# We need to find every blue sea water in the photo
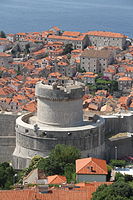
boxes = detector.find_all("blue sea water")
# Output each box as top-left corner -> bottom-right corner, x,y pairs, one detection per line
0,0 -> 133,37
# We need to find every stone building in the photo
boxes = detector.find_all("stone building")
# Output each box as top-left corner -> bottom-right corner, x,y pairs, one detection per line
55,61 -> 77,77
118,76 -> 133,91
12,80 -> 105,169
76,157 -> 107,182
0,112 -> 20,162
47,35 -> 89,50
0,52 -> 13,67
87,31 -> 127,50
23,168 -> 47,185
80,49 -> 114,73
15,33 -> 27,41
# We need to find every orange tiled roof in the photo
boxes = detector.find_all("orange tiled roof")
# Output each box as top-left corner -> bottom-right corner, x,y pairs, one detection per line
0,190 -> 35,200
7,34 -> 15,37
48,34 -> 85,41
0,52 -> 11,57
62,31 -> 81,37
0,38 -> 8,41
49,72 -> 62,77
87,31 -> 127,38
22,101 -> 36,112
118,76 -> 132,81
95,90 -> 108,95
57,61 -> 68,66
125,67 -> 133,72
76,157 -> 108,175
16,32 -> 27,36
0,181 -> 113,200
48,175 -> 67,184
118,96 -> 128,105
115,72 -> 125,77
51,26 -> 61,31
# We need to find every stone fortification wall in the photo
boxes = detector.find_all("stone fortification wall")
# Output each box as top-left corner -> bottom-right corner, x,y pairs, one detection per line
0,112 -> 21,162
102,112 -> 133,138
35,81 -> 84,127
109,136 -> 133,160
13,113 -> 105,169
102,112 -> 133,160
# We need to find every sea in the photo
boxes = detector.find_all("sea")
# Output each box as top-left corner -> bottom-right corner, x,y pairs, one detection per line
0,0 -> 133,37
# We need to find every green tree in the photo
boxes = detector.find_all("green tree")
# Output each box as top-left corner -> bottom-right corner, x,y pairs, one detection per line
95,78 -> 118,93
107,164 -> 112,181
91,180 -> 133,200
0,31 -> 6,38
25,43 -> 30,54
109,160 -> 127,168
115,173 -> 133,182
64,163 -> 76,183
25,144 -> 80,179
115,172 -> 124,181
43,144 -> 80,176
0,162 -> 15,189
62,43 -> 73,55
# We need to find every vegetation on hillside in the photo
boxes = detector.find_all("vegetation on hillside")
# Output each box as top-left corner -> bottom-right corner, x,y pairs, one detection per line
0,31 -> 6,38
23,144 -> 80,183
91,178 -> 133,200
62,43 -> 73,55
0,162 -> 15,189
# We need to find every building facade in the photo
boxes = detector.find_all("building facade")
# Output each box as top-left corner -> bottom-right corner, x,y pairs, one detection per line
87,31 -> 127,50
80,49 -> 114,73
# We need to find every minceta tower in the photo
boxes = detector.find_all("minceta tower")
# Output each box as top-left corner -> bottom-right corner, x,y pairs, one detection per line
13,80 -> 105,169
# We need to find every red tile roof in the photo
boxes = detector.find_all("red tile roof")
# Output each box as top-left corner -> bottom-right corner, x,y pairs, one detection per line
0,182 -> 113,200
48,35 -> 85,41
118,76 -> 132,81
48,175 -> 67,184
62,31 -> 81,37
76,157 -> 108,175
0,190 -> 35,200
87,31 -> 127,38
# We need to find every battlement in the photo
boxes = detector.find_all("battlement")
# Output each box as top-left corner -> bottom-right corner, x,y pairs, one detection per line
35,81 -> 85,101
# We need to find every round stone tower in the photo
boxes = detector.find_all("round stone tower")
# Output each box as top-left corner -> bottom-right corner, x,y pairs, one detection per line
36,81 -> 84,127
12,80 -> 105,169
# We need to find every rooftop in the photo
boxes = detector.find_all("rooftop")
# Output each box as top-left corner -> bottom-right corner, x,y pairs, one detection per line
87,31 -> 127,38
81,49 -> 112,58
76,157 -> 108,175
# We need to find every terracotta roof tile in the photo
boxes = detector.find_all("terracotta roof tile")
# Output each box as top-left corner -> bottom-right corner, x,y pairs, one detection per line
48,35 -> 85,41
76,157 -> 108,175
81,49 -> 112,58
118,76 -> 132,81
48,175 -> 67,184
62,31 -> 81,37
87,31 -> 127,38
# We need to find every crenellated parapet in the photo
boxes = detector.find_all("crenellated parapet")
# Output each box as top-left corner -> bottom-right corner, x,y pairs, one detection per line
35,81 -> 85,127
35,81 -> 84,101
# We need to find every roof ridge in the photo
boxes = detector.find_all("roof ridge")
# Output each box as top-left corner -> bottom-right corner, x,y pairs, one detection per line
76,158 -> 91,173
91,159 -> 107,174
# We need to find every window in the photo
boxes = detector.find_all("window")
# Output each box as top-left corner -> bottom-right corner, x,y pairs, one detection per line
42,132 -> 47,136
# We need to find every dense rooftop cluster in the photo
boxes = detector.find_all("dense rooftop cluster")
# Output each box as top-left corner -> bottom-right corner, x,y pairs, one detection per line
0,26 -> 133,113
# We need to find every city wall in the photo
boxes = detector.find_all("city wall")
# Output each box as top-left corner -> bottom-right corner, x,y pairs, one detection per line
0,111 -> 132,166
0,112 -> 20,162
12,113 -> 105,169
